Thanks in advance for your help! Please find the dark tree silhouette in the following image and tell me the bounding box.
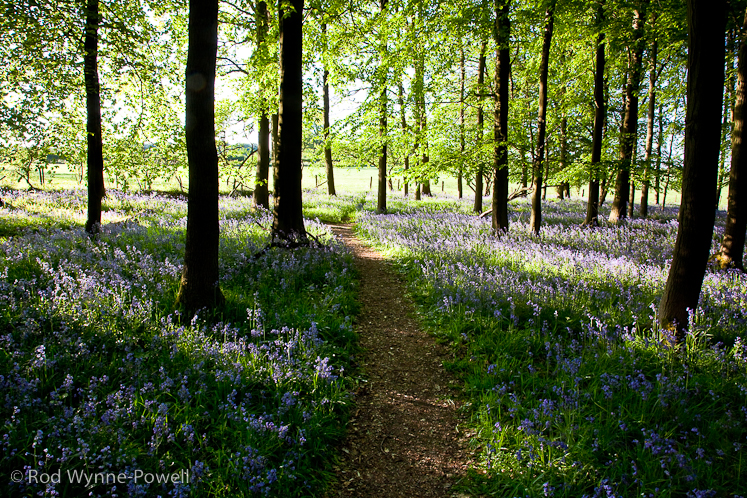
[491,0,510,234]
[659,0,725,338]
[253,0,271,210]
[715,7,747,270]
[584,1,605,227]
[271,0,307,245]
[176,0,224,312]
[84,0,105,235]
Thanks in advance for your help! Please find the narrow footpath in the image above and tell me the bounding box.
[327,224,471,498]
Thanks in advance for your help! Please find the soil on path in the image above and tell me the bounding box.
[327,224,472,498]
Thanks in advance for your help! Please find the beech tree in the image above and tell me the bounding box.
[584,0,606,227]
[176,0,224,311]
[491,0,510,234]
[271,0,307,245]
[252,0,272,209]
[83,0,105,235]
[609,0,649,224]
[658,0,725,338]
[715,7,747,270]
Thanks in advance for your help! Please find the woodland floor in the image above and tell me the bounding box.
[326,224,473,498]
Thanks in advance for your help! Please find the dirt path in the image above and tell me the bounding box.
[327,224,471,498]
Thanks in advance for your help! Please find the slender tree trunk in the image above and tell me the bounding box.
[376,0,388,213]
[272,0,307,245]
[717,9,747,269]
[655,102,663,204]
[177,0,224,311]
[640,23,657,219]
[659,0,725,338]
[628,181,635,218]
[474,42,487,213]
[585,17,605,226]
[398,82,410,197]
[253,1,271,209]
[321,22,336,196]
[716,32,735,211]
[254,112,270,208]
[84,0,105,235]
[530,4,554,235]
[609,2,648,223]
[492,0,510,234]
[458,45,465,199]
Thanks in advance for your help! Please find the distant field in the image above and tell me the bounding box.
[1,162,702,210]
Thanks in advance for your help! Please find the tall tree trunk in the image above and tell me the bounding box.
[254,112,270,208]
[628,181,635,217]
[716,32,735,211]
[398,82,410,197]
[253,1,271,209]
[609,2,648,223]
[530,4,554,235]
[492,0,510,234]
[458,44,465,199]
[655,102,663,204]
[584,11,605,226]
[640,22,657,219]
[659,0,725,338]
[717,8,747,269]
[474,41,487,213]
[376,0,388,213]
[322,22,336,196]
[84,0,105,235]
[177,0,224,311]
[272,0,307,245]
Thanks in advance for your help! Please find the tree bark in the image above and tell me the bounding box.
[177,0,224,312]
[272,0,307,245]
[640,22,657,219]
[659,0,725,338]
[584,18,605,226]
[254,112,270,208]
[654,103,663,204]
[252,1,271,209]
[609,2,648,224]
[458,44,465,199]
[398,82,410,197]
[492,0,510,234]
[474,41,487,213]
[84,0,105,235]
[529,4,554,235]
[376,0,388,213]
[322,22,336,196]
[716,8,747,269]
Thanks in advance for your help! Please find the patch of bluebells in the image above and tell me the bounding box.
[358,198,747,497]
[0,189,356,497]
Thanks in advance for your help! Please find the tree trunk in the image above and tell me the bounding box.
[655,102,663,204]
[584,16,605,226]
[640,23,657,219]
[609,2,648,224]
[84,0,105,235]
[253,1,271,209]
[177,0,224,312]
[659,0,725,338]
[628,181,635,218]
[530,4,554,235]
[398,82,410,197]
[492,0,510,234]
[322,23,336,196]
[474,41,487,213]
[458,44,465,199]
[272,0,307,245]
[717,8,747,269]
[254,112,270,208]
[376,0,388,213]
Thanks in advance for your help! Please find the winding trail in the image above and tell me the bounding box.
[327,224,471,498]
